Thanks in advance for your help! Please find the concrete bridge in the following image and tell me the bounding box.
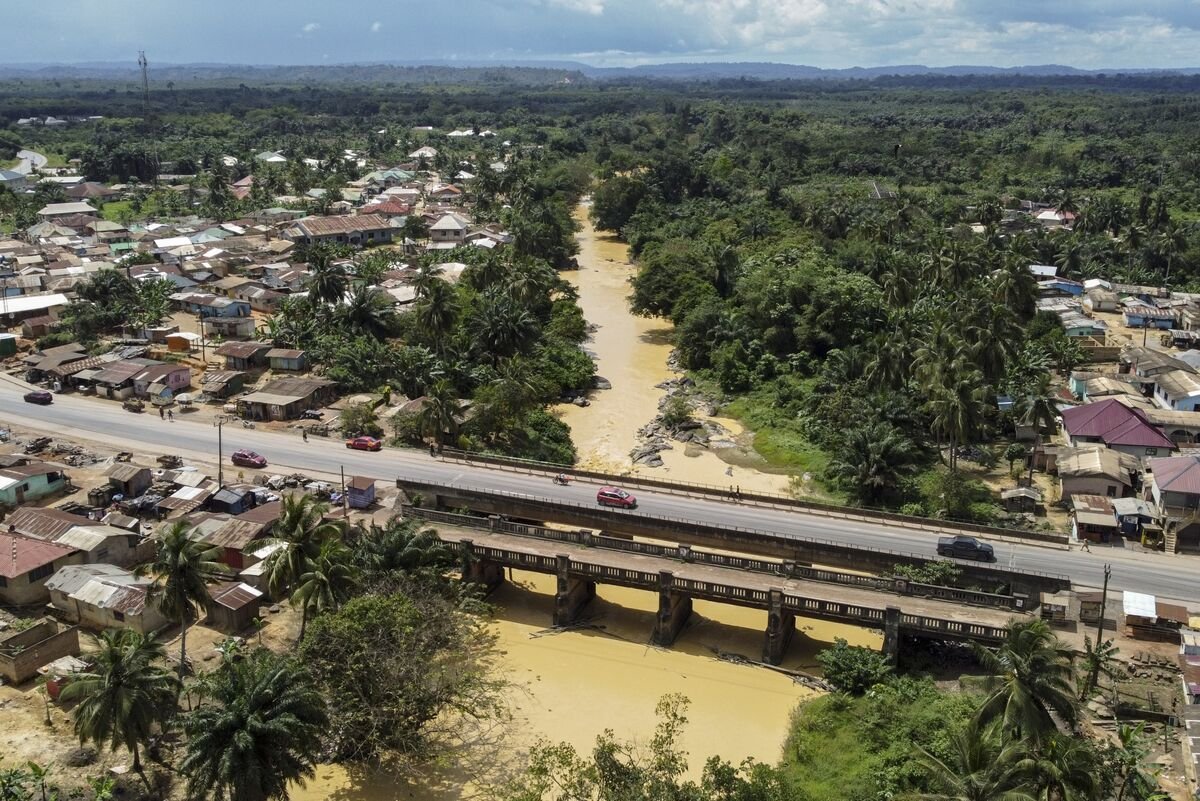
[396,479,1071,603]
[416,509,1018,664]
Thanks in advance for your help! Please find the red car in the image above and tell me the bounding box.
[345,436,383,452]
[230,449,267,468]
[596,486,637,509]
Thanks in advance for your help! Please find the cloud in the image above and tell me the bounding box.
[301,21,320,33]
[370,21,382,32]
[543,0,605,15]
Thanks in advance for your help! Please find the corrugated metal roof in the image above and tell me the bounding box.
[1124,590,1157,619]
[6,507,85,541]
[105,463,150,482]
[204,519,266,550]
[210,581,262,610]
[1,532,75,578]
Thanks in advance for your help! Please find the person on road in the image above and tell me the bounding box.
[302,429,308,443]
[167,409,173,421]
[429,442,436,457]
[1081,539,1091,552]
[159,407,164,420]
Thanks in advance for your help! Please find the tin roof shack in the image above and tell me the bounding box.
[1071,495,1120,543]
[1122,590,1191,642]
[265,348,308,372]
[105,463,152,498]
[200,370,247,399]
[7,507,148,567]
[1057,446,1139,502]
[1000,485,1042,514]
[133,363,192,400]
[214,341,272,372]
[237,378,337,421]
[200,516,268,570]
[208,487,257,516]
[205,581,264,633]
[1078,590,1106,625]
[46,564,168,634]
[345,476,376,509]
[23,342,87,382]
[0,462,70,505]
[0,618,81,685]
[0,531,82,605]
[202,316,256,340]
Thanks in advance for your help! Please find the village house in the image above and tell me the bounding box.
[265,348,307,372]
[36,202,98,222]
[176,293,252,319]
[0,462,70,505]
[197,515,267,569]
[0,292,70,325]
[205,581,264,633]
[1057,446,1138,501]
[214,341,273,371]
[237,377,338,421]
[0,531,82,606]
[1083,287,1120,313]
[1145,455,1200,551]
[1152,369,1200,412]
[428,212,470,249]
[46,564,168,634]
[283,214,394,247]
[132,362,192,400]
[104,463,152,498]
[1060,398,1175,460]
[1122,299,1177,330]
[1121,347,1197,396]
[202,315,257,340]
[199,370,248,399]
[6,506,147,566]
[1071,494,1120,543]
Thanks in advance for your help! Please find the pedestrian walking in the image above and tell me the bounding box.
[429,442,436,457]
[159,406,164,420]
[167,409,173,421]
[1081,539,1091,552]
[302,429,308,443]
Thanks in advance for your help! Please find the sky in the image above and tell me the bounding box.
[9,1,1200,69]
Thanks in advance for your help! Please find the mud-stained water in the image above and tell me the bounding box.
[556,202,791,494]
[293,570,883,800]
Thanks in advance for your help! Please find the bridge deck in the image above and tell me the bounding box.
[435,524,1029,636]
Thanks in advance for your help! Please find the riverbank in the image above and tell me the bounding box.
[293,568,882,799]
[556,202,792,495]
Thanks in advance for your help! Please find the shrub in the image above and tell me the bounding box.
[816,638,893,695]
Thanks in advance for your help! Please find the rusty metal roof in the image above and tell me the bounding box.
[46,564,150,615]
[203,518,266,551]
[105,463,150,483]
[214,341,272,359]
[347,476,374,491]
[0,532,75,579]
[6,506,85,541]
[209,581,263,610]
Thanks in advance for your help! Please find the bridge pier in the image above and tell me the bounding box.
[762,588,795,665]
[459,539,506,594]
[651,570,692,647]
[881,605,901,663]
[553,554,596,627]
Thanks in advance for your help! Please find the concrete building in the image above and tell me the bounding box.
[0,462,70,505]
[0,532,82,606]
[283,214,394,247]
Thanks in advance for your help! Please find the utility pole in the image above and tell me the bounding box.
[1086,563,1112,698]
[214,415,226,487]
[339,465,348,517]
[138,51,150,121]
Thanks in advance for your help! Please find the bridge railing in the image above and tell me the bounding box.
[437,447,1069,547]
[401,504,1022,610]
[396,474,1070,587]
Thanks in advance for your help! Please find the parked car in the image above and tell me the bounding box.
[596,486,637,509]
[345,436,383,452]
[935,535,995,562]
[23,390,53,405]
[231,449,268,469]
[301,409,324,420]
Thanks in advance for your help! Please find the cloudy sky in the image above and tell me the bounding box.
[10,1,1200,69]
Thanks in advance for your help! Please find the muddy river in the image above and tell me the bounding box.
[293,203,846,800]
[556,202,792,494]
[294,570,882,800]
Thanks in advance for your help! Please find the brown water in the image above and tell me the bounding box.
[557,202,791,494]
[293,570,882,800]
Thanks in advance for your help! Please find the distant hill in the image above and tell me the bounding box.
[0,60,1198,85]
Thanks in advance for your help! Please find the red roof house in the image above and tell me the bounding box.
[1061,399,1174,456]
[0,531,81,606]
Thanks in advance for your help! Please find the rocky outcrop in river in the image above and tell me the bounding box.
[629,370,733,467]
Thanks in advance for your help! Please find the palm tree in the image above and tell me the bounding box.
[352,519,455,578]
[291,538,358,638]
[925,368,987,472]
[261,494,344,641]
[419,378,464,452]
[1016,372,1060,438]
[827,422,919,506]
[973,619,1078,742]
[911,718,1034,801]
[469,289,539,363]
[181,650,327,801]
[137,520,223,681]
[1113,723,1161,801]
[415,277,459,350]
[1015,734,1099,801]
[61,630,179,788]
[1078,636,1123,701]
[340,282,396,339]
[306,260,348,306]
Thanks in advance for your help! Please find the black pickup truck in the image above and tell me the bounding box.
[936,535,995,562]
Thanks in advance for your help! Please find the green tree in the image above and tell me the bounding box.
[261,494,345,642]
[350,518,455,580]
[137,520,223,681]
[912,718,1035,801]
[181,649,327,801]
[816,639,894,695]
[340,282,396,339]
[60,630,179,787]
[973,619,1078,742]
[1078,636,1123,701]
[339,401,383,438]
[827,422,920,505]
[419,379,464,452]
[292,537,359,630]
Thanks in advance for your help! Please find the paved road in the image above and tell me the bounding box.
[2,381,1197,604]
[11,149,47,176]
